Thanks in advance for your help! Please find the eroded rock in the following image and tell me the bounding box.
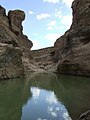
[54,0,90,76]
[0,6,33,79]
[0,5,6,16]
[8,10,25,35]
[0,43,24,79]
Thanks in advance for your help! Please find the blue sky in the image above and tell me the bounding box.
[0,0,74,50]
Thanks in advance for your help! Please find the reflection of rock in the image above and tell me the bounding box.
[25,73,90,120]
[51,75,90,120]
[0,73,90,120]
[0,78,31,120]
[77,110,90,120]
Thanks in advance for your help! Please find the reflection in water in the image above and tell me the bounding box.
[0,78,30,120]
[21,87,71,120]
[31,87,40,98]
[0,73,90,120]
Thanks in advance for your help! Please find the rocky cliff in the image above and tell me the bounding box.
[30,47,56,72]
[0,0,90,78]
[54,0,90,76]
[0,5,33,79]
[0,5,33,51]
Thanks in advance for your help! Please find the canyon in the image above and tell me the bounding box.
[0,0,90,79]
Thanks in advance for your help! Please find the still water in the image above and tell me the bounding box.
[0,73,90,120]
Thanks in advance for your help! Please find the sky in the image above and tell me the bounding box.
[0,0,74,50]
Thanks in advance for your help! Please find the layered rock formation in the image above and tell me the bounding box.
[0,43,24,79]
[0,0,90,78]
[0,5,33,50]
[0,5,33,79]
[54,0,90,76]
[30,47,57,72]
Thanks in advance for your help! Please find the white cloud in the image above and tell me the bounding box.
[43,0,74,6]
[47,26,53,30]
[47,20,57,30]
[54,26,70,32]
[29,10,34,14]
[48,20,57,26]
[62,0,74,7]
[61,15,72,26]
[33,33,39,36]
[55,9,62,18]
[36,13,50,20]
[45,33,60,41]
[43,0,60,4]
[45,33,60,45]
[31,39,41,50]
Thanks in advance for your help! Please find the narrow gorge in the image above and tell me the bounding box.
[0,0,90,79]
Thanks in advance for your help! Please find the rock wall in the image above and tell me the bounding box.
[54,0,90,76]
[0,0,90,78]
[0,5,33,50]
[0,43,24,79]
[0,5,33,79]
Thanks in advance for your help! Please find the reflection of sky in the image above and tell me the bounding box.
[31,87,40,98]
[46,92,57,104]
[21,87,72,120]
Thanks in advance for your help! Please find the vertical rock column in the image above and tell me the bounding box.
[8,10,25,35]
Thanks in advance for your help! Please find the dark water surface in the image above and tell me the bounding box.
[0,73,90,120]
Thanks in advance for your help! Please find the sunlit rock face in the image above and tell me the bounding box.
[72,0,90,28]
[0,5,33,51]
[0,5,33,79]
[54,0,90,76]
[8,10,25,34]
[8,9,33,51]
